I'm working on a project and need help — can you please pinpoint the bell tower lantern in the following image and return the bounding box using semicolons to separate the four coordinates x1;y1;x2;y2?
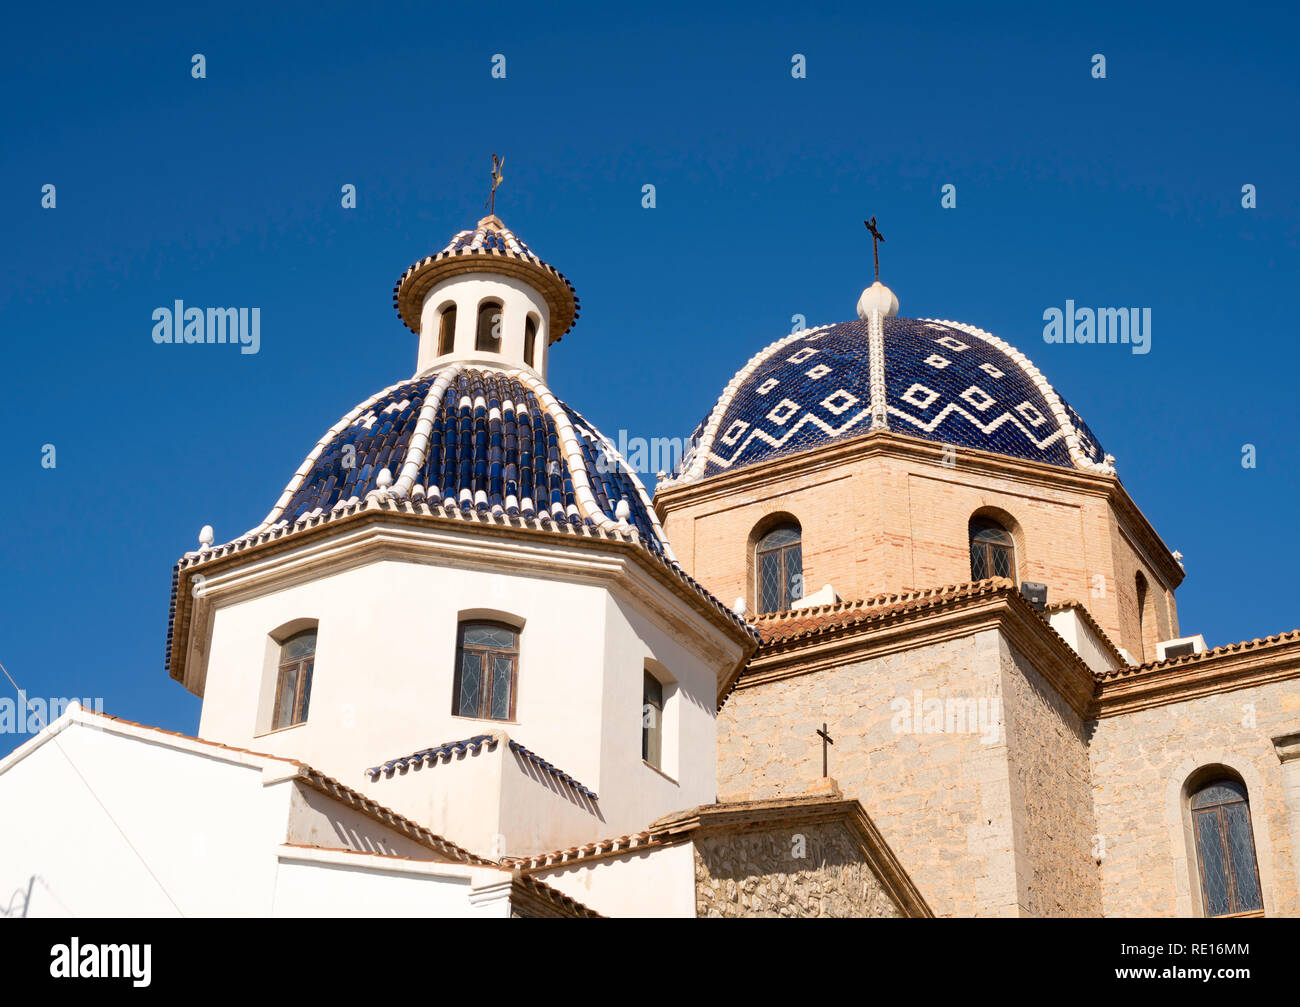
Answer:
393;210;579;380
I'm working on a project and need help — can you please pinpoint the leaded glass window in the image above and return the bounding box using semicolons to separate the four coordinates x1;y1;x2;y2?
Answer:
643;670;664;768
476;301;503;352
756;524;802;614
970;518;1014;582
1191;778;1264;917
524;315;538;367
437;305;457;356
453;621;518;721
272;630;315;730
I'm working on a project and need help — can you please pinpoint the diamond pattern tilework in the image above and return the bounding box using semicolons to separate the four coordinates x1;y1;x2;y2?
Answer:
884;319;1077;466
694;317;1107;477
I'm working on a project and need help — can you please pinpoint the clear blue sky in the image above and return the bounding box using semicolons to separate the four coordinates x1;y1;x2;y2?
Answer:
2;1;1297;754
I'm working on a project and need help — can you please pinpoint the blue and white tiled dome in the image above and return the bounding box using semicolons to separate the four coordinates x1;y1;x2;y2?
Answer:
669;316;1115;483
241;364;671;556
393;214;579;340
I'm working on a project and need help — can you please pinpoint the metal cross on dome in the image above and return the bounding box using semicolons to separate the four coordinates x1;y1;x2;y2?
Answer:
486;154;505;215
864;215;885;282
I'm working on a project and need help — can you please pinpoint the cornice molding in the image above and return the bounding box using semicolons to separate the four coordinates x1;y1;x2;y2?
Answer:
737;584;1098;719
653;429;1184;589
169;507;756;701
1094;631;1300;718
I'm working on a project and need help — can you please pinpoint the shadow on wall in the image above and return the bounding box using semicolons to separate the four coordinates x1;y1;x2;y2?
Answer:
1;876;35;918
509;747;602;818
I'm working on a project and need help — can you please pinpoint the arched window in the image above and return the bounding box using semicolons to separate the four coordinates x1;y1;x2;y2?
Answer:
453;621;518;721
475;300;503;352
1191;777;1264;917
642;668;664;769
970;517;1015;582
436;304;457;356
756;523;802;614
272;630;315;730
1136;572;1150;662
523;315;538;367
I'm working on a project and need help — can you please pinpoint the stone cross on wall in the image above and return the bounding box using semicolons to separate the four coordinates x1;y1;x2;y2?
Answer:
816;722;834;778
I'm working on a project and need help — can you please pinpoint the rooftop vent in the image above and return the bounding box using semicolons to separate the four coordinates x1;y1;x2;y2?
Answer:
1020;582;1048;612
1156;635;1207;661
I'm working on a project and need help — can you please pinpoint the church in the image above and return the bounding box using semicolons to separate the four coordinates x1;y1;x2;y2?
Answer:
3;200;1297;918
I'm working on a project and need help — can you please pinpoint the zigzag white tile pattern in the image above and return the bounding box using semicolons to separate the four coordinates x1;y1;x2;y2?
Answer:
665;317;1115;483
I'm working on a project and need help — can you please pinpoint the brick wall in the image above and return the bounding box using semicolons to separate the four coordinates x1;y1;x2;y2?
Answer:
659;440;1179;660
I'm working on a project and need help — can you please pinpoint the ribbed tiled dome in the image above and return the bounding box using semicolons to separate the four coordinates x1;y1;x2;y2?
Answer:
243;365;669;555
669;317;1114;483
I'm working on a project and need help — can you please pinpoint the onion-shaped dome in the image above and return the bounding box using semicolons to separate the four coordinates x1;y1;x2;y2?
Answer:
393;214;579;341
242;365;671;556
668;316;1115;484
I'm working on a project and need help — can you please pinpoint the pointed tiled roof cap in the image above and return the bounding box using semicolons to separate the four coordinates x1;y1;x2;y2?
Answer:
393;214;579;341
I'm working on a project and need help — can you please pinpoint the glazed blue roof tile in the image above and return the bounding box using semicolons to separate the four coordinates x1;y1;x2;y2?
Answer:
365;734;598;801
673;317;1111;480
272;366;668;553
365;734;496;777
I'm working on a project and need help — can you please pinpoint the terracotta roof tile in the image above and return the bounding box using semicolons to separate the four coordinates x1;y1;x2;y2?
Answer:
1097;628;1300;682
501;831;659;871
753;578;1017;645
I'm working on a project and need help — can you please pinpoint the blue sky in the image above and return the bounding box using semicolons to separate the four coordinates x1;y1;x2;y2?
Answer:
1;1;1297;753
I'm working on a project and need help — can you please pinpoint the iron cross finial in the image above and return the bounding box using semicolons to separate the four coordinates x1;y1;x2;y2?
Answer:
487;154;505;215
816;722;834;778
864;216;885;282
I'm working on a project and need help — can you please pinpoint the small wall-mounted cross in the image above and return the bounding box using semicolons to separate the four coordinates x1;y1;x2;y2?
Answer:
863;215;885;281
816;722;834;777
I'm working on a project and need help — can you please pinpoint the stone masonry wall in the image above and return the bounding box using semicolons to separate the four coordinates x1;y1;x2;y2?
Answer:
716;630;1022;916
999;639;1102;915
693;821;903;918
1090;680;1300;917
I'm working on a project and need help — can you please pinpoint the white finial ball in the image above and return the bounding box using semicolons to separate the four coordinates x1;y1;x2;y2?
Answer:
376;467;393;490
856;281;899;319
733;596;747;616
615;498;631;522
198;525;214;548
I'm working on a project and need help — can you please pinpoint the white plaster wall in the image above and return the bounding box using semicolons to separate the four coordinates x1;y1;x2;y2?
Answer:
416;272;550;378
196;554;727;858
602;590;721;827
198;559;609;803
0;721;291;917
530;843;697;918
363;744;506;857
286;783;447;860
271;850;498;917
1048;608;1120;674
